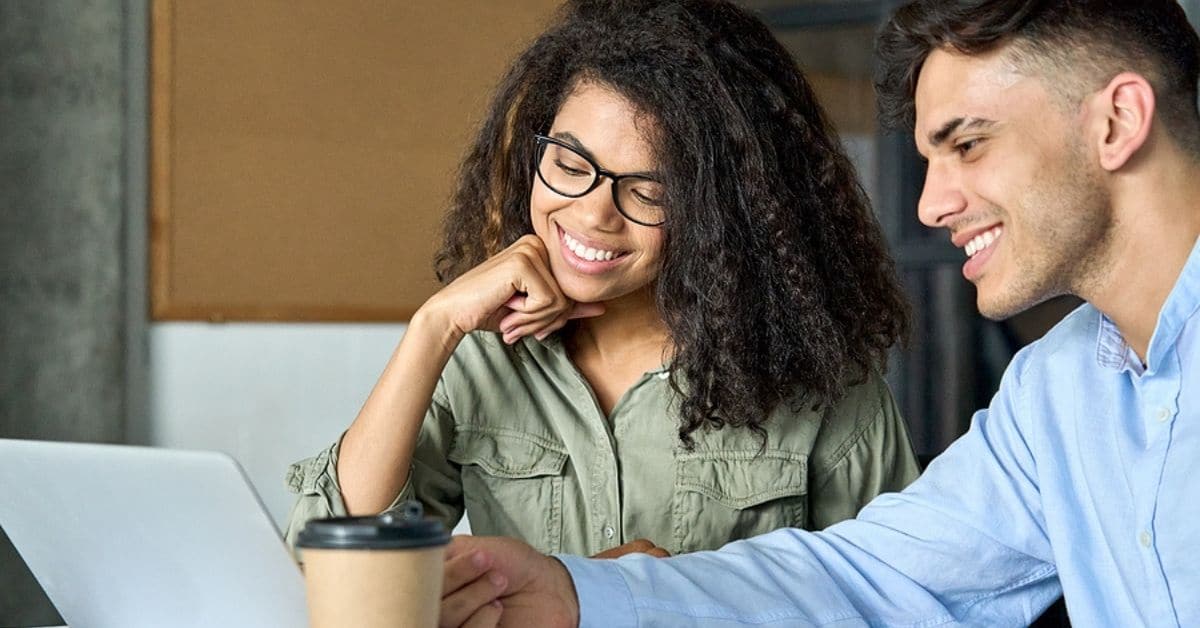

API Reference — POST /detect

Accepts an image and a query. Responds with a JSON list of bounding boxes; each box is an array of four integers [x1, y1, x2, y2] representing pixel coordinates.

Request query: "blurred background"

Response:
[[4, 1, 1200, 625]]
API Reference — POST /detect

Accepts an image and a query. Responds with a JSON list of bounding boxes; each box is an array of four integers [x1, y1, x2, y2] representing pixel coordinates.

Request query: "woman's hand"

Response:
[[591, 538, 671, 559], [421, 235, 605, 345]]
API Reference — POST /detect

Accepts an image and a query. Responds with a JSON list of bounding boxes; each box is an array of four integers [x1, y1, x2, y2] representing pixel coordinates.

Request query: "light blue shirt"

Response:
[[559, 236, 1200, 627]]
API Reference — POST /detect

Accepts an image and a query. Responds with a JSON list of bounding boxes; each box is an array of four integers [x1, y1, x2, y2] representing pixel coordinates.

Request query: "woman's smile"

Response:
[[556, 223, 632, 275]]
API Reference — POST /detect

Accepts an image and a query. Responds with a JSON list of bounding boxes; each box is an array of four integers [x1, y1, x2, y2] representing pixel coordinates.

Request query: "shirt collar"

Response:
[[523, 332, 671, 375], [1095, 315, 1133, 372], [1096, 234, 1200, 373]]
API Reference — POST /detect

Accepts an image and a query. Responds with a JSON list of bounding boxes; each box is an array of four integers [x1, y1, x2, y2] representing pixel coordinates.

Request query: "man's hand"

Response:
[[440, 535, 580, 628], [592, 538, 671, 559]]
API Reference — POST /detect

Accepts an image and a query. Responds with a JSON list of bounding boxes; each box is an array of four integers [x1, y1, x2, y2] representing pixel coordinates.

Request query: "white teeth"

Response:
[[964, 226, 1003, 258], [562, 231, 619, 262]]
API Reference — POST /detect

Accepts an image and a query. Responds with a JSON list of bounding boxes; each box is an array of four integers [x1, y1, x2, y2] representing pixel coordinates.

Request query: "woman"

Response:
[[285, 0, 918, 558]]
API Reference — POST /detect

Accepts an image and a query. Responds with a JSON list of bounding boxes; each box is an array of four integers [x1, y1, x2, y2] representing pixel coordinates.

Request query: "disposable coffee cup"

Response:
[[297, 502, 450, 628]]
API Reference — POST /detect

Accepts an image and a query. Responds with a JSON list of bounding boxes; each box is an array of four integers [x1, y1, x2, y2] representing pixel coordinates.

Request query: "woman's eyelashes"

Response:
[[554, 158, 590, 178], [631, 186, 663, 205]]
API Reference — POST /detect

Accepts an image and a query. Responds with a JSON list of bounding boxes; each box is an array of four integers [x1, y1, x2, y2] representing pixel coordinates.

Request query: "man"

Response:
[[437, 0, 1200, 625]]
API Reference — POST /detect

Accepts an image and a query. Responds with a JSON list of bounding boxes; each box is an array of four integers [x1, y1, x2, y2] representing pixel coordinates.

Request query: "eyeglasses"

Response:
[[533, 134, 666, 227]]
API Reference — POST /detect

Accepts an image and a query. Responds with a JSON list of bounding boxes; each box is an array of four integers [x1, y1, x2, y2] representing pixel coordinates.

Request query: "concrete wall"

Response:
[[0, 1, 146, 625], [0, 2, 134, 441]]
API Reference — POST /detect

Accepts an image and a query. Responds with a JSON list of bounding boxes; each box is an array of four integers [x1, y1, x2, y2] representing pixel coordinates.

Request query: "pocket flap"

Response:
[[448, 429, 568, 479], [676, 451, 808, 509]]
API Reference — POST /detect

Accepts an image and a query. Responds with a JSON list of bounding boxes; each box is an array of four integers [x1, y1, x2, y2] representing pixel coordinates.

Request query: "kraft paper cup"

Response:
[[298, 502, 450, 628]]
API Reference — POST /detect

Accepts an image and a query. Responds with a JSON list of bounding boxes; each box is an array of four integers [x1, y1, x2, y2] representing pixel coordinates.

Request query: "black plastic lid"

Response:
[[296, 502, 450, 550]]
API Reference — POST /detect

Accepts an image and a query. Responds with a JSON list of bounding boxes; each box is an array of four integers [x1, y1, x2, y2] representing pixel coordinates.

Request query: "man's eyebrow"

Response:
[[928, 117, 996, 147]]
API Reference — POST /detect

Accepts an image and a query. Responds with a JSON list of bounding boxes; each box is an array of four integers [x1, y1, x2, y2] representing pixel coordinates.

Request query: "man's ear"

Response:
[[1090, 72, 1155, 172]]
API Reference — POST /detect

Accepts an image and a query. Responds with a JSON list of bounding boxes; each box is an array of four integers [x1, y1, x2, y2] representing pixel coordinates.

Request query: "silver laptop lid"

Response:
[[0, 439, 308, 628]]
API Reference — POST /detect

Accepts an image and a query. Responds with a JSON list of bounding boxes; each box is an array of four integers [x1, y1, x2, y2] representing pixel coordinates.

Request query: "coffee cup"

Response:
[[297, 502, 450, 628]]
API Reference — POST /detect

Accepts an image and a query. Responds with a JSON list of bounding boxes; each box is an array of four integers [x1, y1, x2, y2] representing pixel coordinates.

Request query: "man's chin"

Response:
[[977, 305, 1018, 322], [976, 288, 1057, 322]]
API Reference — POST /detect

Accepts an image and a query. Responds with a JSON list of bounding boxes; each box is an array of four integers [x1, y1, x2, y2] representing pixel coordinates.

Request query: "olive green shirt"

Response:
[[284, 332, 919, 556]]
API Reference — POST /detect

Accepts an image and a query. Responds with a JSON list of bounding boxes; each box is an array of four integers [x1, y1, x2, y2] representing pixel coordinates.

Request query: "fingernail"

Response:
[[491, 600, 503, 609], [489, 572, 507, 589], [472, 551, 489, 570]]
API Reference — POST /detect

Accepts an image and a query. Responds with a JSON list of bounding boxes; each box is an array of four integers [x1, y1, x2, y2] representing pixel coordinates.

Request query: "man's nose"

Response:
[[917, 161, 966, 228]]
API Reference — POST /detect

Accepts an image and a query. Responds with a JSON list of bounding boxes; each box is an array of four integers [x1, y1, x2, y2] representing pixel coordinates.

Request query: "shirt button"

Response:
[[603, 525, 615, 539], [1139, 530, 1153, 548], [1156, 407, 1171, 422]]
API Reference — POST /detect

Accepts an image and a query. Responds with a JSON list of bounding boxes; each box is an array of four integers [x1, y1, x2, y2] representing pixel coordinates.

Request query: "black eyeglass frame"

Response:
[[532, 134, 666, 227]]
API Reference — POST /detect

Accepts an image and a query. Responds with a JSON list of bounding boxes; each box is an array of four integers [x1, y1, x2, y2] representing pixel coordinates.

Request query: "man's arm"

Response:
[[446, 353, 1064, 626]]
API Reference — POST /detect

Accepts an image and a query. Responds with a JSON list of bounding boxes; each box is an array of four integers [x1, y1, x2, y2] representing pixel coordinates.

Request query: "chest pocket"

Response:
[[672, 450, 808, 554], [448, 428, 568, 554]]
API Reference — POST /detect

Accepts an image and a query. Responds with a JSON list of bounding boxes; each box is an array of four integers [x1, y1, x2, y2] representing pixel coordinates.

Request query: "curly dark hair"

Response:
[[435, 0, 910, 448], [875, 0, 1200, 155]]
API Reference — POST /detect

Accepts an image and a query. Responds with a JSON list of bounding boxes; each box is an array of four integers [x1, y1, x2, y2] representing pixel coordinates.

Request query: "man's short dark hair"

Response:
[[875, 0, 1200, 154]]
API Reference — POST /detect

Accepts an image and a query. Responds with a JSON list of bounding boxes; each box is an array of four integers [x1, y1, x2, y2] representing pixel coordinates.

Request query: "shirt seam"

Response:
[[811, 406, 884, 492], [956, 563, 1058, 617], [762, 565, 1055, 628], [1013, 344, 1042, 491], [451, 424, 569, 453], [628, 600, 958, 627], [675, 449, 808, 463], [630, 597, 863, 625]]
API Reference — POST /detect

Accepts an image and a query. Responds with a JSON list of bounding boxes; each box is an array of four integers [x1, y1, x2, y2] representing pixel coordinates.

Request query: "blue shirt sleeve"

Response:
[[559, 351, 1064, 626]]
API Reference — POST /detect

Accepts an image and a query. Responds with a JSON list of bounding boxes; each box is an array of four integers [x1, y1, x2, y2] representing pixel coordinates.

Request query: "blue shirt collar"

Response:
[[1095, 316, 1135, 372], [1096, 235, 1200, 374]]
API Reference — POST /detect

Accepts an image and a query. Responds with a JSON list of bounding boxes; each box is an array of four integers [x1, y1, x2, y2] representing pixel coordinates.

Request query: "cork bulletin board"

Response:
[[150, 1, 560, 321]]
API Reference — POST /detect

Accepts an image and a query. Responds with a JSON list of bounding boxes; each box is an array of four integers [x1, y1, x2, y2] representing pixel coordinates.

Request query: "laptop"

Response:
[[0, 439, 309, 628]]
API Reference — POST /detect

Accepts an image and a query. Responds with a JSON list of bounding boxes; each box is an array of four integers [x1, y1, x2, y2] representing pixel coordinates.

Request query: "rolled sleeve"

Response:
[[282, 438, 425, 541], [284, 384, 463, 553], [282, 437, 347, 550]]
